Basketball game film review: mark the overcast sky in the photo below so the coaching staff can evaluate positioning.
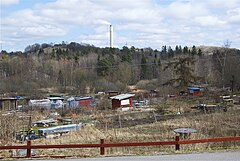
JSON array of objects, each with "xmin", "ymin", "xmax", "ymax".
[{"xmin": 1, "ymin": 0, "xmax": 240, "ymax": 52}]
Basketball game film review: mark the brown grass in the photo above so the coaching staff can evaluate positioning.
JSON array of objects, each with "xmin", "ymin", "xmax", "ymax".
[
  {"xmin": 1, "ymin": 107, "xmax": 240, "ymax": 158},
  {"xmin": 31, "ymin": 110, "xmax": 240, "ymax": 157}
]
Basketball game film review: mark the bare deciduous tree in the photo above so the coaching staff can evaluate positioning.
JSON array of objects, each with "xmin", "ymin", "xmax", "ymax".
[{"xmin": 215, "ymin": 40, "xmax": 231, "ymax": 89}]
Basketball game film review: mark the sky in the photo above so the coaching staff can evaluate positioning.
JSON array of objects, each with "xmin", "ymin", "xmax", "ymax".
[{"xmin": 1, "ymin": 0, "xmax": 240, "ymax": 52}]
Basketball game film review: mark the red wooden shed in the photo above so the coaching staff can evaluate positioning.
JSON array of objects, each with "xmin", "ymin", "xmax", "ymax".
[
  {"xmin": 75, "ymin": 96, "xmax": 92, "ymax": 108},
  {"xmin": 110, "ymin": 94, "xmax": 135, "ymax": 109},
  {"xmin": 188, "ymin": 87, "xmax": 201, "ymax": 96}
]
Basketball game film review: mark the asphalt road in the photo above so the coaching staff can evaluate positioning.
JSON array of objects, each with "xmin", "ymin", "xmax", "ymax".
[{"xmin": 31, "ymin": 151, "xmax": 240, "ymax": 161}]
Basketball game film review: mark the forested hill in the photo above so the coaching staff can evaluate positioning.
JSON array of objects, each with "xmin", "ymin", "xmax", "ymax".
[{"xmin": 0, "ymin": 42, "xmax": 240, "ymax": 98}]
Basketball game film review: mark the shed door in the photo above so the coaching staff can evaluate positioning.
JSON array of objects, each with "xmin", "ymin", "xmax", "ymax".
[{"xmin": 121, "ymin": 99, "xmax": 130, "ymax": 105}]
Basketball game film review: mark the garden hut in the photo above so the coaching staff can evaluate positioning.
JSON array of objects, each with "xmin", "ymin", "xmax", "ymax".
[{"xmin": 110, "ymin": 93, "xmax": 135, "ymax": 109}]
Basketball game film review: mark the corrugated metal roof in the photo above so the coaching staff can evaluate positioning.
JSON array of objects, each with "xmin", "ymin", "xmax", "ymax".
[
  {"xmin": 48, "ymin": 97, "xmax": 64, "ymax": 100},
  {"xmin": 174, "ymin": 128, "xmax": 197, "ymax": 134},
  {"xmin": 188, "ymin": 87, "xmax": 200, "ymax": 91},
  {"xmin": 75, "ymin": 96, "xmax": 92, "ymax": 101},
  {"xmin": 110, "ymin": 94, "xmax": 135, "ymax": 100},
  {"xmin": 0, "ymin": 97, "xmax": 18, "ymax": 100}
]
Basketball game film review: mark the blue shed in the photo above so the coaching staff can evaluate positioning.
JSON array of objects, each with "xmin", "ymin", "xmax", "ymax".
[{"xmin": 188, "ymin": 87, "xmax": 201, "ymax": 96}]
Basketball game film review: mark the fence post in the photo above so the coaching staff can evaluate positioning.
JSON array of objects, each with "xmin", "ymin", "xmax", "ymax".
[
  {"xmin": 175, "ymin": 135, "xmax": 180, "ymax": 151},
  {"xmin": 100, "ymin": 139, "xmax": 105, "ymax": 155},
  {"xmin": 26, "ymin": 140, "xmax": 32, "ymax": 158}
]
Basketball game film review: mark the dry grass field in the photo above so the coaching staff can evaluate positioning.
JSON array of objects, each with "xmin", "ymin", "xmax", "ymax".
[{"xmin": 0, "ymin": 100, "xmax": 240, "ymax": 158}]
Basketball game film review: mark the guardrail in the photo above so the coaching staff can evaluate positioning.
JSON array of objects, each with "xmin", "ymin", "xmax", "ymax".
[{"xmin": 0, "ymin": 136, "xmax": 240, "ymax": 158}]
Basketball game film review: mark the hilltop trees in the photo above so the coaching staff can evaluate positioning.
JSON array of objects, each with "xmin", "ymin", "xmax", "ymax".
[
  {"xmin": 96, "ymin": 48, "xmax": 115, "ymax": 77},
  {"xmin": 1, "ymin": 42, "xmax": 240, "ymax": 97},
  {"xmin": 163, "ymin": 56, "xmax": 197, "ymax": 89},
  {"xmin": 121, "ymin": 46, "xmax": 132, "ymax": 63},
  {"xmin": 191, "ymin": 45, "xmax": 197, "ymax": 56},
  {"xmin": 140, "ymin": 54, "xmax": 148, "ymax": 80}
]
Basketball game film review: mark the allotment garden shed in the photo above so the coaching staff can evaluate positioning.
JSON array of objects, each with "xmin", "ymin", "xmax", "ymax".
[{"xmin": 110, "ymin": 93, "xmax": 135, "ymax": 109}]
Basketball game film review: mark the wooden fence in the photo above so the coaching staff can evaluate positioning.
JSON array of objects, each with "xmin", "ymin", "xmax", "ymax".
[{"xmin": 0, "ymin": 136, "xmax": 240, "ymax": 158}]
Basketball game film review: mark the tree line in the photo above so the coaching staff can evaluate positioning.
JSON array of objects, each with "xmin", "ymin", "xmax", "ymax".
[{"xmin": 0, "ymin": 42, "xmax": 240, "ymax": 98}]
